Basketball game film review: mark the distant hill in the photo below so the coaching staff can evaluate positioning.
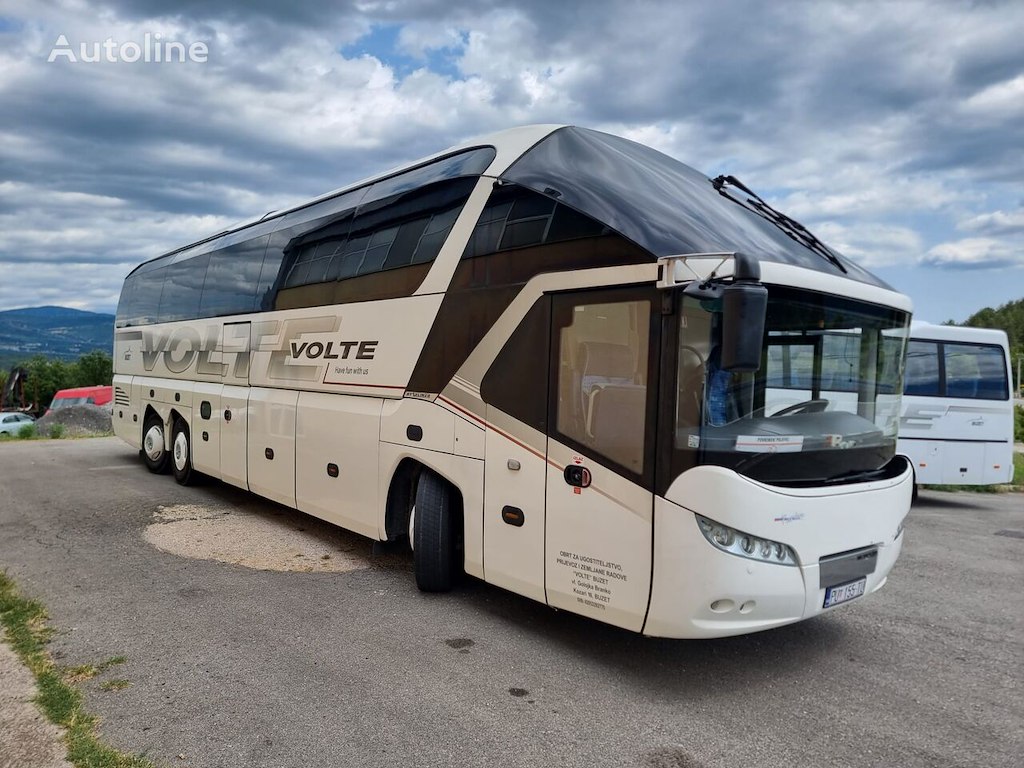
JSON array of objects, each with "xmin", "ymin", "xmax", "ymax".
[{"xmin": 0, "ymin": 306, "xmax": 114, "ymax": 366}]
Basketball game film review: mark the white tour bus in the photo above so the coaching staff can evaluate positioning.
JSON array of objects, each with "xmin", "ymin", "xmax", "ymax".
[
  {"xmin": 899, "ymin": 321, "xmax": 1014, "ymax": 487},
  {"xmin": 113, "ymin": 125, "xmax": 914, "ymax": 638}
]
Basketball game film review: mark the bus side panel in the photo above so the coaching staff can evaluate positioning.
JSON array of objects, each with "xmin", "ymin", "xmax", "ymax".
[
  {"xmin": 984, "ymin": 442, "xmax": 1014, "ymax": 484},
  {"xmin": 941, "ymin": 441, "xmax": 986, "ymax": 484},
  {"xmin": 112, "ymin": 375, "xmax": 139, "ymax": 449},
  {"xmin": 247, "ymin": 387, "xmax": 297, "ymax": 508},
  {"xmin": 296, "ymin": 392, "xmax": 382, "ymax": 540},
  {"xmin": 482, "ymin": 414, "xmax": 547, "ymax": 604},
  {"xmin": 191, "ymin": 383, "xmax": 222, "ymax": 478},
  {"xmin": 901, "ymin": 439, "xmax": 941, "ymax": 485},
  {"xmin": 221, "ymin": 386, "xmax": 249, "ymax": 489}
]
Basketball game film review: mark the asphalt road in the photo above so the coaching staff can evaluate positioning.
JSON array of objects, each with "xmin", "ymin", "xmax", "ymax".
[{"xmin": 1, "ymin": 437, "xmax": 1021, "ymax": 768}]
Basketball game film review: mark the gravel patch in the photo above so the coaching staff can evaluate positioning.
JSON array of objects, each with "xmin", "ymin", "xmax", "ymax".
[
  {"xmin": 34, "ymin": 404, "xmax": 112, "ymax": 437},
  {"xmin": 0, "ymin": 642, "xmax": 72, "ymax": 768},
  {"xmin": 143, "ymin": 502, "xmax": 400, "ymax": 573}
]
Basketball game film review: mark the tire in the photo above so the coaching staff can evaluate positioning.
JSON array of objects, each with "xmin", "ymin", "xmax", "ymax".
[
  {"xmin": 412, "ymin": 470, "xmax": 460, "ymax": 592},
  {"xmin": 171, "ymin": 418, "xmax": 198, "ymax": 486},
  {"xmin": 142, "ymin": 412, "xmax": 169, "ymax": 474}
]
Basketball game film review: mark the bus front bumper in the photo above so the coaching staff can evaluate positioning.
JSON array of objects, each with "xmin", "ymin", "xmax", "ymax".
[{"xmin": 642, "ymin": 462, "xmax": 911, "ymax": 639}]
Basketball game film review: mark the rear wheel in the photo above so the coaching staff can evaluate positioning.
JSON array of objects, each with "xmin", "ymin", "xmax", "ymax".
[
  {"xmin": 142, "ymin": 413, "xmax": 169, "ymax": 474},
  {"xmin": 171, "ymin": 418, "xmax": 198, "ymax": 486},
  {"xmin": 412, "ymin": 470, "xmax": 460, "ymax": 592}
]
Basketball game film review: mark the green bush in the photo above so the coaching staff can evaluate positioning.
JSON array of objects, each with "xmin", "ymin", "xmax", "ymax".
[
  {"xmin": 48, "ymin": 423, "xmax": 65, "ymax": 440},
  {"xmin": 1016, "ymin": 405, "xmax": 1023, "ymax": 443},
  {"xmin": 16, "ymin": 424, "xmax": 36, "ymax": 439}
]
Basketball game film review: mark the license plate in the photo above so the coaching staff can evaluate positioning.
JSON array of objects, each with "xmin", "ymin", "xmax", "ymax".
[{"xmin": 823, "ymin": 577, "xmax": 867, "ymax": 608}]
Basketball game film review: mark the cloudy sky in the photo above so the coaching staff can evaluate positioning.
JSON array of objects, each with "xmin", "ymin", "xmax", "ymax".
[{"xmin": 0, "ymin": 0, "xmax": 1021, "ymax": 323}]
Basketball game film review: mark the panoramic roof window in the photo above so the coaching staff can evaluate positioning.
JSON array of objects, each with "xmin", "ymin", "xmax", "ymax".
[{"xmin": 462, "ymin": 185, "xmax": 607, "ymax": 259}]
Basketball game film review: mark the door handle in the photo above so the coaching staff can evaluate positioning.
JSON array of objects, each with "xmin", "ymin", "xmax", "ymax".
[{"xmin": 564, "ymin": 465, "xmax": 592, "ymax": 488}]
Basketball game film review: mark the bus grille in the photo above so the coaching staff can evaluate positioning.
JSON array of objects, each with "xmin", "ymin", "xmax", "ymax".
[{"xmin": 114, "ymin": 387, "xmax": 131, "ymax": 407}]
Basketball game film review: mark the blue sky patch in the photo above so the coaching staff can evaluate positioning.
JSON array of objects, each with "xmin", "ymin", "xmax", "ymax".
[
  {"xmin": 0, "ymin": 16, "xmax": 24, "ymax": 33},
  {"xmin": 341, "ymin": 24, "xmax": 463, "ymax": 80}
]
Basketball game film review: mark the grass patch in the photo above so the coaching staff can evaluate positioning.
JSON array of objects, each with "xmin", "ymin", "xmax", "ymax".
[
  {"xmin": 0, "ymin": 570, "xmax": 155, "ymax": 768},
  {"xmin": 63, "ymin": 655, "xmax": 128, "ymax": 683},
  {"xmin": 100, "ymin": 679, "xmax": 132, "ymax": 692},
  {"xmin": 0, "ymin": 428, "xmax": 114, "ymax": 442}
]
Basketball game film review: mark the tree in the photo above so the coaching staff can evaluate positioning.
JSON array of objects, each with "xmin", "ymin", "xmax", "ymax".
[
  {"xmin": 72, "ymin": 350, "xmax": 113, "ymax": 387},
  {"xmin": 961, "ymin": 297, "xmax": 1024, "ymax": 394},
  {"xmin": 23, "ymin": 355, "xmax": 73, "ymax": 413}
]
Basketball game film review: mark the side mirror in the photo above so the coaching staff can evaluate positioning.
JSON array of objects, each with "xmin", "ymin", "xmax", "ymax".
[{"xmin": 720, "ymin": 252, "xmax": 767, "ymax": 372}]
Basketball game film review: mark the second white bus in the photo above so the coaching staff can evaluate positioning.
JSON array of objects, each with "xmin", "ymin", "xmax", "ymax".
[{"xmin": 899, "ymin": 321, "xmax": 1015, "ymax": 487}]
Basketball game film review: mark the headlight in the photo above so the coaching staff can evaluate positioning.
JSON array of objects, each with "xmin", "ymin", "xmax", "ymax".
[{"xmin": 695, "ymin": 515, "xmax": 798, "ymax": 566}]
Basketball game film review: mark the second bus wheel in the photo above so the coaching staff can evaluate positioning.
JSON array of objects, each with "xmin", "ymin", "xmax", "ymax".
[
  {"xmin": 412, "ymin": 469, "xmax": 460, "ymax": 592},
  {"xmin": 142, "ymin": 412, "xmax": 169, "ymax": 474},
  {"xmin": 171, "ymin": 418, "xmax": 198, "ymax": 486}
]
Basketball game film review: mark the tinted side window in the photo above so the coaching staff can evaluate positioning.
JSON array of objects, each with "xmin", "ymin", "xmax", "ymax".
[
  {"xmin": 462, "ymin": 185, "xmax": 607, "ymax": 259},
  {"xmin": 158, "ymin": 254, "xmax": 210, "ymax": 322},
  {"xmin": 904, "ymin": 340, "xmax": 940, "ymax": 396},
  {"xmin": 277, "ymin": 177, "xmax": 476, "ymax": 296},
  {"xmin": 200, "ymin": 237, "xmax": 268, "ymax": 317},
  {"xmin": 944, "ymin": 343, "xmax": 1008, "ymax": 400},
  {"xmin": 117, "ymin": 265, "xmax": 169, "ymax": 327}
]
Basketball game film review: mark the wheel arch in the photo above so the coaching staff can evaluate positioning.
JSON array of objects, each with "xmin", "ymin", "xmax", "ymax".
[
  {"xmin": 383, "ymin": 456, "xmax": 464, "ymax": 543},
  {"xmin": 142, "ymin": 404, "xmax": 166, "ymax": 448}
]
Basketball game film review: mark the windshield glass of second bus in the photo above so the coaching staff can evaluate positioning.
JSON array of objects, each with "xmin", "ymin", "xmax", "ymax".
[{"xmin": 674, "ymin": 285, "xmax": 909, "ymax": 485}]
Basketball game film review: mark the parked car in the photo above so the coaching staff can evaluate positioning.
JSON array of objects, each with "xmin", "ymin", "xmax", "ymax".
[{"xmin": 0, "ymin": 411, "xmax": 35, "ymax": 435}]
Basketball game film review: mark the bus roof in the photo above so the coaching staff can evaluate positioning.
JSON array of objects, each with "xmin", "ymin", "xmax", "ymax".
[
  {"xmin": 909, "ymin": 321, "xmax": 1009, "ymax": 346},
  {"xmin": 126, "ymin": 125, "xmax": 892, "ymax": 290}
]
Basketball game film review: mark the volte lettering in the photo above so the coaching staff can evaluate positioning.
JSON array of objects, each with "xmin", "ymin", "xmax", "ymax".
[{"xmin": 290, "ymin": 340, "xmax": 374, "ymax": 360}]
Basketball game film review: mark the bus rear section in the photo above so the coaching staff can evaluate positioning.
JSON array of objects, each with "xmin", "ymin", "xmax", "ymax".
[{"xmin": 899, "ymin": 323, "xmax": 1014, "ymax": 486}]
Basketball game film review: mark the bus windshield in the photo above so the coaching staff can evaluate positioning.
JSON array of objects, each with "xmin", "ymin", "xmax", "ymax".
[{"xmin": 673, "ymin": 285, "xmax": 910, "ymax": 486}]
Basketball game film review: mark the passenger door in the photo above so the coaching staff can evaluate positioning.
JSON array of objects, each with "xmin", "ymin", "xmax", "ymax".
[{"xmin": 544, "ymin": 289, "xmax": 659, "ymax": 632}]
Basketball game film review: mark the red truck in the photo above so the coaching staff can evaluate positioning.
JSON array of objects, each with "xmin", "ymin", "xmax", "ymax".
[{"xmin": 47, "ymin": 385, "xmax": 113, "ymax": 413}]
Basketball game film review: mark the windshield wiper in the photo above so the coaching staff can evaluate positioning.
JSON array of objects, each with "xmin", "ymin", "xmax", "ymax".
[{"xmin": 710, "ymin": 174, "xmax": 847, "ymax": 274}]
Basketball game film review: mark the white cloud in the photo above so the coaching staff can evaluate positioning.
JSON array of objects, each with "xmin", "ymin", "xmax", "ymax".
[
  {"xmin": 959, "ymin": 209, "xmax": 1024, "ymax": 237},
  {"xmin": 921, "ymin": 237, "xmax": 1024, "ymax": 270},
  {"xmin": 961, "ymin": 73, "xmax": 1024, "ymax": 119},
  {"xmin": 814, "ymin": 222, "xmax": 925, "ymax": 269}
]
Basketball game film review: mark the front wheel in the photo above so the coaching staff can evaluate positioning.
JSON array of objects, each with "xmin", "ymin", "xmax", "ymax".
[
  {"xmin": 142, "ymin": 413, "xmax": 169, "ymax": 474},
  {"xmin": 412, "ymin": 470, "xmax": 460, "ymax": 592},
  {"xmin": 171, "ymin": 418, "xmax": 198, "ymax": 486}
]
